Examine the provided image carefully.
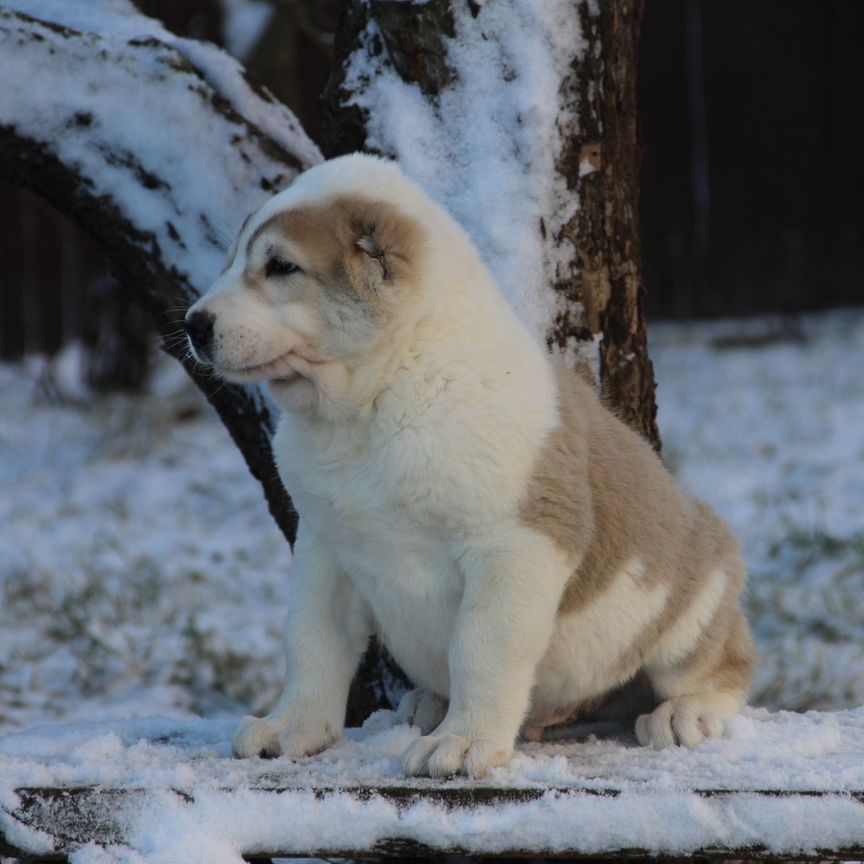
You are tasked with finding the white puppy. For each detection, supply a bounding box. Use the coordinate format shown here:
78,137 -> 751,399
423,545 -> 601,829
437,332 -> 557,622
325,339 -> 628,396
185,154 -> 755,777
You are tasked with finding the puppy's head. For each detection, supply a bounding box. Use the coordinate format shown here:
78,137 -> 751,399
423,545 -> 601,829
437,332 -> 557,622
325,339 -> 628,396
185,191 -> 425,415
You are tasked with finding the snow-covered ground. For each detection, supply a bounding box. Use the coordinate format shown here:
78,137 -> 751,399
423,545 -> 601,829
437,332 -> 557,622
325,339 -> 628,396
1,310 -> 862,736
0,351 -> 293,732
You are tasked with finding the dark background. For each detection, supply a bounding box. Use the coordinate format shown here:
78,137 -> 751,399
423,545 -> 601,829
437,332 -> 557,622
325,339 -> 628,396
640,0 -> 864,318
2,0 -> 862,362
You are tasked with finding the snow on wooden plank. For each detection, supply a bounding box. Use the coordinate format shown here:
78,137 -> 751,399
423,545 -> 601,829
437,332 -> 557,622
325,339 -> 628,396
1,708 -> 864,861
3,785 -> 864,861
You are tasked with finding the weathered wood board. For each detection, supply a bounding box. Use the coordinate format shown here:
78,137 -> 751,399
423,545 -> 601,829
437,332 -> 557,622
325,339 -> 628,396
3,784 -> 864,861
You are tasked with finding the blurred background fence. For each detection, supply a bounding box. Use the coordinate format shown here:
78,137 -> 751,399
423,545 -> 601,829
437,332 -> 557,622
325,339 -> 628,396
1,0 -> 862,370
640,0 -> 864,319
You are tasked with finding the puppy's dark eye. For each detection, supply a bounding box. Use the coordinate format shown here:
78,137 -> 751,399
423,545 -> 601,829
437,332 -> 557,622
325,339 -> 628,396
265,257 -> 299,278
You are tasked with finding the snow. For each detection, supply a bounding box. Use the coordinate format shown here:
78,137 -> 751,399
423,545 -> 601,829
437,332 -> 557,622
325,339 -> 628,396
0,0 -> 321,290
343,1 -> 585,347
3,706 -> 863,795
1,310 -> 863,859
0,352 -> 293,730
1,708 -> 863,861
0,0 -> 317,169
1,0 -> 316,164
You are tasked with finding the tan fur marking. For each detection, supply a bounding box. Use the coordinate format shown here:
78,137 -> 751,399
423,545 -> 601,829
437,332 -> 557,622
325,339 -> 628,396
522,362 -> 694,614
248,195 -> 426,312
519,370 -> 593,572
522,361 -> 755,724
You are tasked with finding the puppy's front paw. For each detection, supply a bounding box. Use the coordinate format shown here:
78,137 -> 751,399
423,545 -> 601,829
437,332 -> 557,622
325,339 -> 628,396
232,714 -> 337,759
401,732 -> 511,778
395,688 -> 448,734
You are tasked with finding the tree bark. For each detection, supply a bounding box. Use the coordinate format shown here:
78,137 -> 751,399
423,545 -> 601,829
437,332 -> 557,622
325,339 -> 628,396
569,0 -> 658,446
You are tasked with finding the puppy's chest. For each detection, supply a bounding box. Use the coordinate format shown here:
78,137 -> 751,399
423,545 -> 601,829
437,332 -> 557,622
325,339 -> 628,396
297,477 -> 452,583
281,415 -> 456,524
278,424 -> 464,638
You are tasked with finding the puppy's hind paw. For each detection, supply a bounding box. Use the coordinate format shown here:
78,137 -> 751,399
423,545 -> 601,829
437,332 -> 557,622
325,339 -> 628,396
395,688 -> 448,735
635,693 -> 738,749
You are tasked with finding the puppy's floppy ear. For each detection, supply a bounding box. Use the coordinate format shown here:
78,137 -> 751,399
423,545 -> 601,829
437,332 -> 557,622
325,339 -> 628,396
350,200 -> 423,285
356,233 -> 390,281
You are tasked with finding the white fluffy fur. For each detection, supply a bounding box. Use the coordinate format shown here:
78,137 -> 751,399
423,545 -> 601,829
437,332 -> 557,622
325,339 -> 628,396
187,154 -> 752,777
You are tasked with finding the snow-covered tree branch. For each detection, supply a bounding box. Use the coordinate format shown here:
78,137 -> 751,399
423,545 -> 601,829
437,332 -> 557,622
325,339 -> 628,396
0,0 -> 323,542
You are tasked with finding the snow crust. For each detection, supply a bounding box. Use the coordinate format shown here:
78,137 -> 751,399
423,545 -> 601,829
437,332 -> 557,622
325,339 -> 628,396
1,708 -> 863,862
3,706 -> 863,795
343,1 -> 586,346
0,0 -> 320,290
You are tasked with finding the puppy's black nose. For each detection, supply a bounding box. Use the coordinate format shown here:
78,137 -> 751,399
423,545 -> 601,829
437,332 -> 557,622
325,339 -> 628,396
184,310 -> 215,358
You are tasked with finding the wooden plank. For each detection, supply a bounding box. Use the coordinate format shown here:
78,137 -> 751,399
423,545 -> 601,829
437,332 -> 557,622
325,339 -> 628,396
3,785 -> 864,862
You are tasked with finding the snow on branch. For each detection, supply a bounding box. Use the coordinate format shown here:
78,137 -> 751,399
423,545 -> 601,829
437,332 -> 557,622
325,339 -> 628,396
0,0 -> 320,289
0,0 -> 324,541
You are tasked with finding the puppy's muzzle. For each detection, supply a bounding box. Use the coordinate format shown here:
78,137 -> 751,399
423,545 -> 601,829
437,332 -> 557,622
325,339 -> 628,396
184,310 -> 216,362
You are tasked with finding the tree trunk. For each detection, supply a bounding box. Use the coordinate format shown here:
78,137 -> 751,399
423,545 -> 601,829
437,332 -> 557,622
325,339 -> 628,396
573,0 -> 658,445
322,0 -> 658,446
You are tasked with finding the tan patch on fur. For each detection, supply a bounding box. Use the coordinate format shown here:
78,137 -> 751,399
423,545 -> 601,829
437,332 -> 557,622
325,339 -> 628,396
519,377 -> 593,571
522,361 -> 755,709
521,362 -> 693,612
248,194 -> 426,312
